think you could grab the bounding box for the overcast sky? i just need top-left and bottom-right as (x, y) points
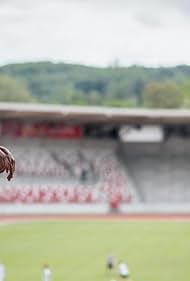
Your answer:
(0, 0), (190, 67)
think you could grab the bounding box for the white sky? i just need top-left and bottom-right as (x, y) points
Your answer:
(0, 0), (190, 67)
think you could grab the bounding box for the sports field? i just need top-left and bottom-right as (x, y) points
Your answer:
(0, 218), (190, 281)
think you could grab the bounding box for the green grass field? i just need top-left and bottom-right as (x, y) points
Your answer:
(0, 220), (190, 281)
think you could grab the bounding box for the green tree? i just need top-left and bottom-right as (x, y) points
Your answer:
(0, 75), (34, 102)
(2, 62), (190, 107)
(103, 98), (136, 107)
(143, 80), (184, 108)
(50, 84), (85, 105)
(133, 79), (145, 106)
(180, 79), (190, 108)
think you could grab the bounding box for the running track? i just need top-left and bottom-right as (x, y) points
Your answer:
(1, 213), (190, 224)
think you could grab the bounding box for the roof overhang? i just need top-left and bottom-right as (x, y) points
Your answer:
(0, 102), (190, 125)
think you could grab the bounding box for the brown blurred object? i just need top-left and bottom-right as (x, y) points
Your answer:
(0, 146), (15, 181)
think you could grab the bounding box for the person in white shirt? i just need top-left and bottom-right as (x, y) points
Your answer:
(118, 261), (130, 279)
(0, 262), (5, 281)
(42, 264), (52, 281)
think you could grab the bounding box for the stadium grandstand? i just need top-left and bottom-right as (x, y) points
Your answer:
(0, 102), (190, 215)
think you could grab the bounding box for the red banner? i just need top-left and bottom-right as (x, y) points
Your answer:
(1, 121), (82, 139)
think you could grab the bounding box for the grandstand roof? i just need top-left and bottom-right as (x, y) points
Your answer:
(0, 102), (190, 125)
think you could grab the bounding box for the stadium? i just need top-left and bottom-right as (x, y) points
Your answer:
(0, 102), (190, 215)
(0, 102), (190, 281)
(1, 0), (190, 279)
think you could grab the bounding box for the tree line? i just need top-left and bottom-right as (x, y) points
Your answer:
(0, 61), (190, 108)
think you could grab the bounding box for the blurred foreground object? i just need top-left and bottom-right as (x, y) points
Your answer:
(0, 146), (15, 181)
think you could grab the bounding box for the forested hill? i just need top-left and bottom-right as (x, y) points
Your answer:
(0, 61), (190, 108)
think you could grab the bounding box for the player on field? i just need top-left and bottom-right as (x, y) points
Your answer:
(106, 253), (115, 272)
(118, 261), (130, 279)
(42, 264), (52, 281)
(0, 262), (5, 281)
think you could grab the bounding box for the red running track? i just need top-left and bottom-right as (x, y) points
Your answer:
(1, 213), (190, 223)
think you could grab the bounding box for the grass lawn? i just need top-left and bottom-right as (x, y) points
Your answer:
(0, 220), (190, 281)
